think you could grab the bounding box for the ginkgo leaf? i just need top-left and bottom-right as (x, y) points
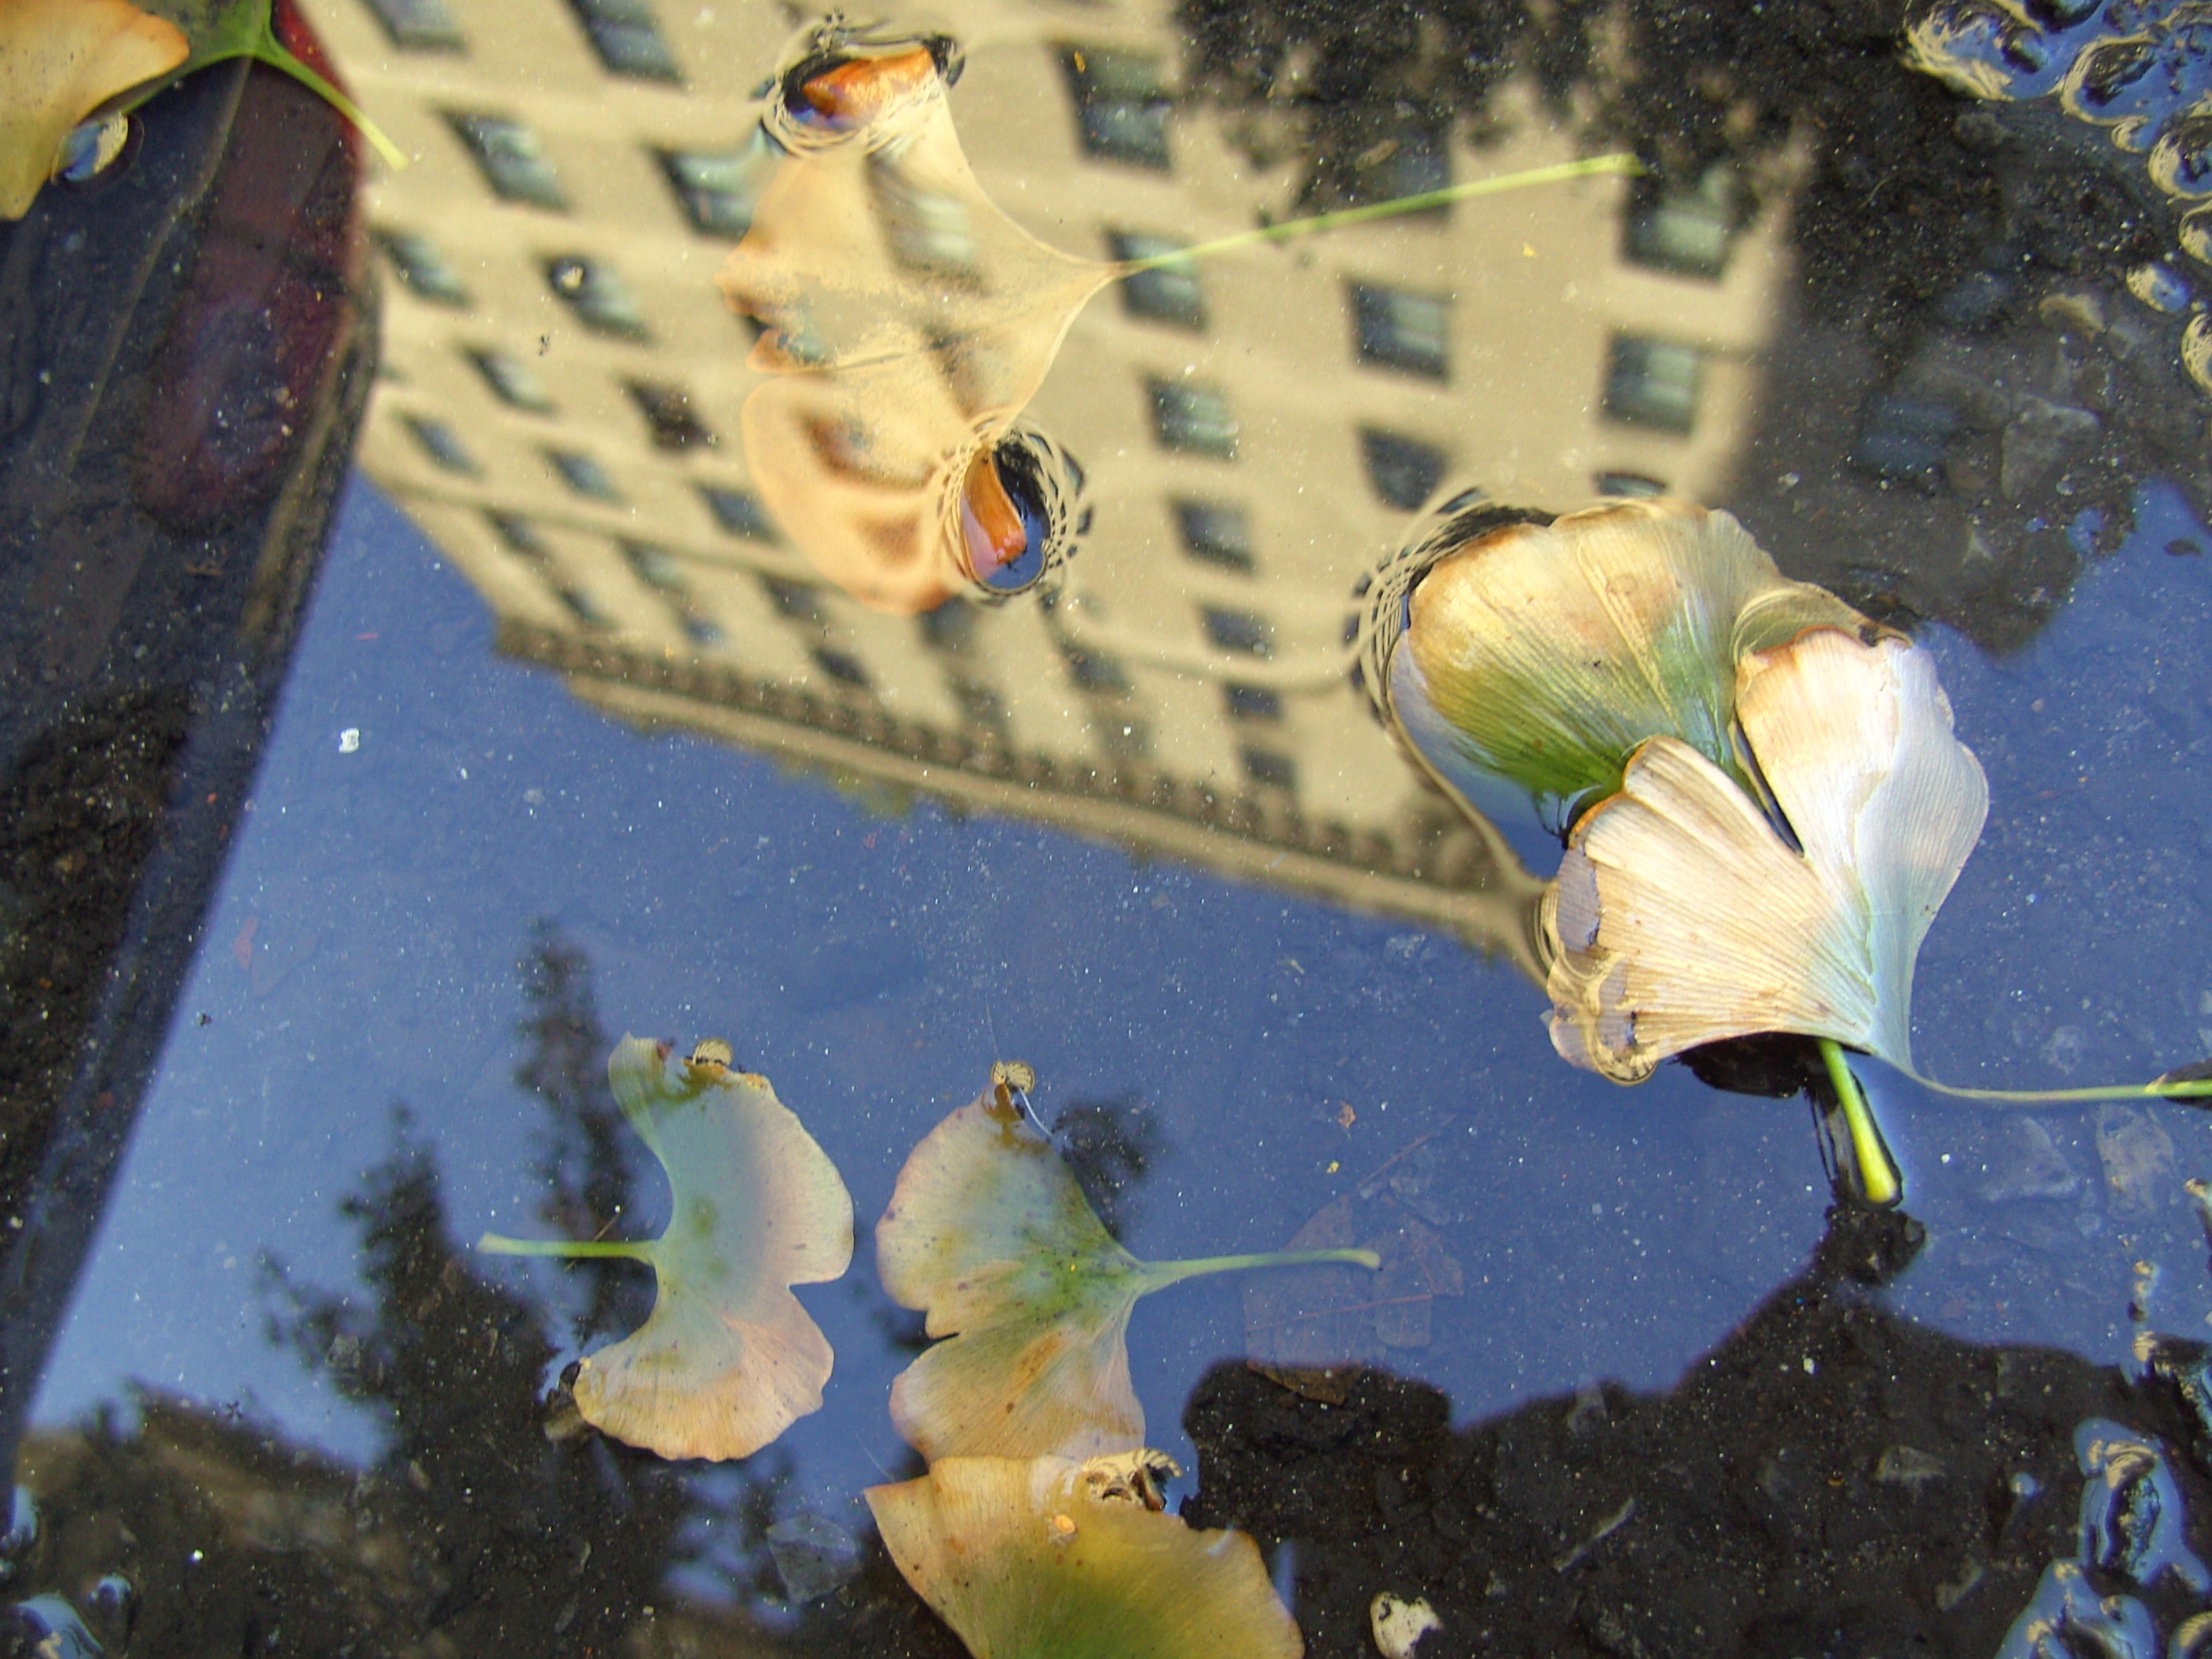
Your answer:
(866, 1453), (1303, 1659)
(480, 1035), (854, 1461)
(877, 1078), (1375, 1463)
(0, 0), (187, 219)
(1541, 628), (1988, 1082)
(1353, 496), (1875, 833)
(725, 20), (1640, 613)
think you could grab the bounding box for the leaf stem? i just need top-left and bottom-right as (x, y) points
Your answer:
(1904, 1072), (2212, 1106)
(1121, 154), (1646, 274)
(1146, 1247), (1382, 1287)
(478, 1232), (652, 1261)
(1819, 1038), (1901, 1208)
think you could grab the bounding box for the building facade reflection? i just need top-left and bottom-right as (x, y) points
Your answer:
(301, 0), (1800, 960)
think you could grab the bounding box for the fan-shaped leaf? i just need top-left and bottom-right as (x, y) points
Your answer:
(867, 1453), (1303, 1659)
(1542, 628), (1988, 1081)
(877, 1079), (1375, 1462)
(481, 1035), (854, 1461)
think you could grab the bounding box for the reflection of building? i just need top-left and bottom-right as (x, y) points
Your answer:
(301, 0), (1792, 948)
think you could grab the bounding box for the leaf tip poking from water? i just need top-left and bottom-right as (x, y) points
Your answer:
(481, 1034), (854, 1462)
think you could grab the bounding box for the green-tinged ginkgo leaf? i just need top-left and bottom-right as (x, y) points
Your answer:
(877, 1078), (1376, 1463)
(0, 0), (187, 219)
(866, 1453), (1303, 1659)
(481, 1035), (854, 1461)
(724, 20), (1640, 613)
(1355, 496), (1877, 833)
(1541, 627), (1988, 1082)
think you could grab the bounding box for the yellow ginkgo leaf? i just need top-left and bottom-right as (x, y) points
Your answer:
(0, 0), (188, 219)
(866, 1453), (1303, 1659)
(480, 1035), (854, 1461)
(1542, 628), (1988, 1082)
(877, 1077), (1375, 1463)
(726, 20), (1641, 613)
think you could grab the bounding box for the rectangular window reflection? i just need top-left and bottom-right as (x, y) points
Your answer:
(548, 449), (621, 500)
(1059, 46), (1171, 170)
(628, 381), (714, 450)
(1241, 745), (1296, 791)
(1359, 427), (1446, 511)
(565, 0), (681, 81)
(1225, 683), (1282, 723)
(659, 137), (775, 238)
(1622, 171), (1735, 280)
(375, 229), (469, 306)
(1202, 606), (1273, 659)
(701, 485), (775, 540)
(1149, 379), (1236, 459)
(469, 349), (554, 413)
(813, 646), (871, 688)
(948, 675), (1007, 731)
(405, 415), (476, 474)
(1108, 233), (1206, 329)
(1604, 335), (1702, 433)
(545, 256), (649, 340)
(1594, 471), (1668, 499)
(448, 113), (567, 209)
(1173, 500), (1252, 570)
(485, 511), (545, 555)
(1350, 283), (1449, 379)
(1062, 643), (1131, 696)
(361, 0), (463, 51)
(763, 576), (826, 624)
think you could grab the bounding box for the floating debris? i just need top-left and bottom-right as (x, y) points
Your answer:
(877, 1074), (1376, 1461)
(480, 1035), (855, 1461)
(1369, 1592), (1440, 1659)
(1543, 627), (1988, 1084)
(866, 1453), (1302, 1659)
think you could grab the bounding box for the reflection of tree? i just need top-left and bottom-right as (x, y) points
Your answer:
(1051, 1096), (1165, 1242)
(1188, 1202), (2212, 1654)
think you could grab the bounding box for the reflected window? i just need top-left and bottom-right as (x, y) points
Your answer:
(448, 114), (567, 209)
(1108, 233), (1205, 329)
(920, 601), (976, 653)
(949, 674), (1007, 731)
(660, 137), (773, 238)
(701, 485), (775, 540)
(1174, 500), (1252, 570)
(565, 0), (680, 81)
(485, 511), (546, 555)
(469, 349), (553, 413)
(1605, 335), (1702, 433)
(1359, 427), (1445, 510)
(1241, 745), (1296, 791)
(1351, 283), (1449, 379)
(628, 381), (713, 450)
(405, 415), (475, 474)
(813, 646), (870, 688)
(622, 540), (685, 590)
(1203, 606), (1273, 658)
(1059, 47), (1171, 170)
(548, 449), (620, 500)
(375, 229), (469, 306)
(1353, 126), (1450, 207)
(1063, 643), (1131, 696)
(1623, 171), (1735, 280)
(360, 0), (463, 50)
(546, 257), (648, 340)
(1594, 471), (1668, 498)
(763, 576), (825, 624)
(1149, 379), (1236, 459)
(1225, 683), (1281, 723)
(681, 614), (725, 646)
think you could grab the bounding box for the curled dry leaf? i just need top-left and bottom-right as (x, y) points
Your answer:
(877, 1078), (1376, 1461)
(0, 0), (187, 218)
(1543, 628), (1988, 1082)
(1353, 496), (1873, 833)
(480, 1035), (854, 1460)
(866, 1453), (1302, 1659)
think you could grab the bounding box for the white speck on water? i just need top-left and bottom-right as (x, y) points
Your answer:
(338, 728), (360, 753)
